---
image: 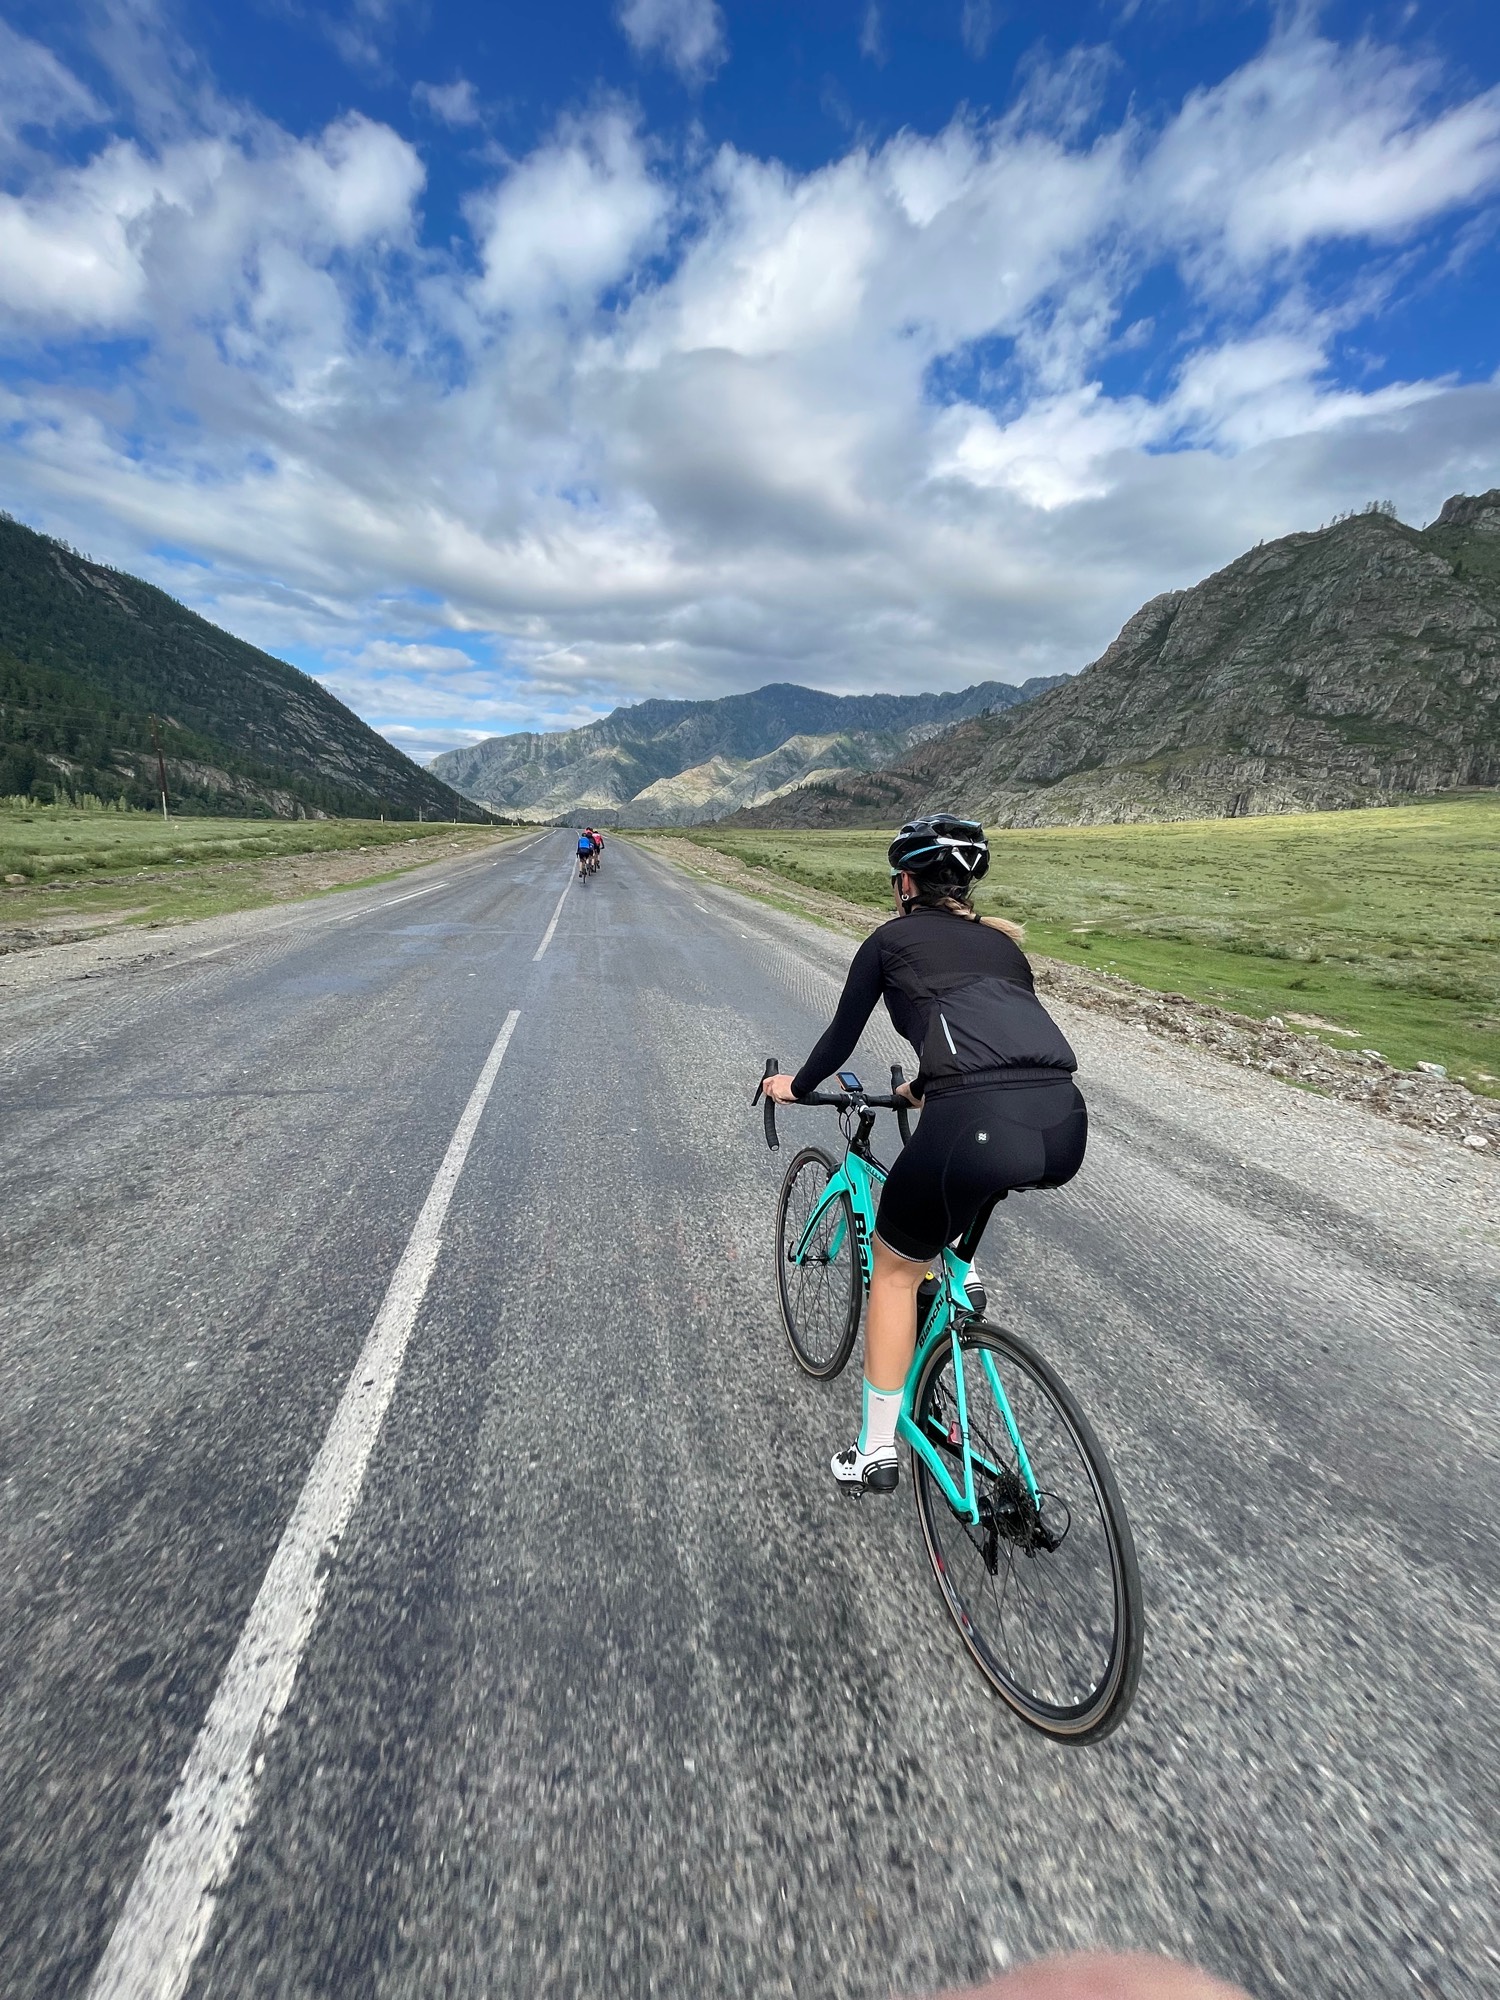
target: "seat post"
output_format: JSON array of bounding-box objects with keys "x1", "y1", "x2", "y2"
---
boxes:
[{"x1": 953, "y1": 1189, "x2": 1006, "y2": 1267}]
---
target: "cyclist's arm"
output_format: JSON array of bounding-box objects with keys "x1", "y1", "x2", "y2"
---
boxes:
[{"x1": 789, "y1": 933, "x2": 884, "y2": 1098}]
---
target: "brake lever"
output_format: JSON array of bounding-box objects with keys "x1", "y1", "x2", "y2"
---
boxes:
[
  {"x1": 891, "y1": 1063, "x2": 912, "y2": 1146},
  {"x1": 756, "y1": 1056, "x2": 780, "y2": 1151}
]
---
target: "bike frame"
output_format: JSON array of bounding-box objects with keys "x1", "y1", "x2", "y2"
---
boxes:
[{"x1": 791, "y1": 1133, "x2": 1042, "y2": 1528}]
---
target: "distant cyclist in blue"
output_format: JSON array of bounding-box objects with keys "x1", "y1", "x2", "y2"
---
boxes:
[
  {"x1": 576, "y1": 829, "x2": 595, "y2": 874},
  {"x1": 763, "y1": 816, "x2": 1087, "y2": 1493}
]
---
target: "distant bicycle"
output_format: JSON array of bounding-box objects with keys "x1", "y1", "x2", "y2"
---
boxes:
[{"x1": 756, "y1": 1059, "x2": 1143, "y2": 1743}]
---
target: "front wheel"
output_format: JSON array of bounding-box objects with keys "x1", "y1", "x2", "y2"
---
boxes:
[
  {"x1": 912, "y1": 1321, "x2": 1143, "y2": 1742},
  {"x1": 775, "y1": 1146, "x2": 862, "y2": 1378}
]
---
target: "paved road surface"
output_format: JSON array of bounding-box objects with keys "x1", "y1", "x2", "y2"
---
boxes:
[{"x1": 1, "y1": 833, "x2": 1495, "y2": 2000}]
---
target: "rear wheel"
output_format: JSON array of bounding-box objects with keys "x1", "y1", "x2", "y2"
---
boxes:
[
  {"x1": 775, "y1": 1146, "x2": 862, "y2": 1378},
  {"x1": 912, "y1": 1321, "x2": 1143, "y2": 1742}
]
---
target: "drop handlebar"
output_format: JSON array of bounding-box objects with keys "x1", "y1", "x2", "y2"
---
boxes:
[{"x1": 752, "y1": 1057, "x2": 914, "y2": 1152}]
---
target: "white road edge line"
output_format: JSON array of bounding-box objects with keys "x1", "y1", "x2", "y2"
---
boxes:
[
  {"x1": 325, "y1": 879, "x2": 450, "y2": 924},
  {"x1": 86, "y1": 1007, "x2": 523, "y2": 2000},
  {"x1": 186, "y1": 880, "x2": 443, "y2": 952},
  {"x1": 532, "y1": 861, "x2": 574, "y2": 961}
]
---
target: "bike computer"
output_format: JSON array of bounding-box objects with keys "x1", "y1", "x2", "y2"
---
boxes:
[{"x1": 837, "y1": 1070, "x2": 862, "y2": 1091}]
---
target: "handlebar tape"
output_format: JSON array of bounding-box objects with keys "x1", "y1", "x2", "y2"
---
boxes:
[
  {"x1": 758, "y1": 1056, "x2": 780, "y2": 1150},
  {"x1": 891, "y1": 1063, "x2": 912, "y2": 1146}
]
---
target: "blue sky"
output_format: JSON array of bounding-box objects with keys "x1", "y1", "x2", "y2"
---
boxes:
[{"x1": 2, "y1": 2, "x2": 1499, "y2": 759}]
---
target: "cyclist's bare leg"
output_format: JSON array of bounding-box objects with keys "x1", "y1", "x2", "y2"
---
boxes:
[
  {"x1": 864, "y1": 1235, "x2": 927, "y2": 1392},
  {"x1": 830, "y1": 1236, "x2": 924, "y2": 1485}
]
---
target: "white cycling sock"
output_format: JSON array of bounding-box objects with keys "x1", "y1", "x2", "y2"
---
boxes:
[{"x1": 858, "y1": 1379, "x2": 903, "y2": 1456}]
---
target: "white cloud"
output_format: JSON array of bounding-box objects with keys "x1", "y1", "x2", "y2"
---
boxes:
[
  {"x1": 412, "y1": 78, "x2": 481, "y2": 127},
  {"x1": 467, "y1": 110, "x2": 669, "y2": 315},
  {"x1": 1147, "y1": 27, "x2": 1500, "y2": 275},
  {"x1": 320, "y1": 0, "x2": 419, "y2": 75},
  {"x1": 0, "y1": 20, "x2": 103, "y2": 159},
  {"x1": 961, "y1": 2, "x2": 997, "y2": 63},
  {"x1": 0, "y1": 17, "x2": 1498, "y2": 747},
  {"x1": 0, "y1": 107, "x2": 424, "y2": 338},
  {"x1": 291, "y1": 113, "x2": 425, "y2": 246},
  {"x1": 931, "y1": 386, "x2": 1161, "y2": 509},
  {"x1": 1165, "y1": 330, "x2": 1441, "y2": 451},
  {"x1": 617, "y1": 0, "x2": 726, "y2": 87},
  {"x1": 0, "y1": 139, "x2": 168, "y2": 327},
  {"x1": 860, "y1": 6, "x2": 886, "y2": 67}
]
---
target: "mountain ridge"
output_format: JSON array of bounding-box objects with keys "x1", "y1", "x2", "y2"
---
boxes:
[
  {"x1": 723, "y1": 495, "x2": 1500, "y2": 830},
  {"x1": 431, "y1": 675, "x2": 1066, "y2": 824}
]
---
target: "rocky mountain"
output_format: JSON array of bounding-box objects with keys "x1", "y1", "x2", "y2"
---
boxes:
[
  {"x1": 430, "y1": 677, "x2": 1064, "y2": 825},
  {"x1": 728, "y1": 494, "x2": 1500, "y2": 829},
  {"x1": 0, "y1": 513, "x2": 483, "y2": 820}
]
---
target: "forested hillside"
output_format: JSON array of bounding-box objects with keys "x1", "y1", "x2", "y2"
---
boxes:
[{"x1": 0, "y1": 515, "x2": 481, "y2": 820}]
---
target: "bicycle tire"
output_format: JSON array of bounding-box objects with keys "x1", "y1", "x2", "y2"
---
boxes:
[
  {"x1": 912, "y1": 1320, "x2": 1143, "y2": 1742},
  {"x1": 775, "y1": 1145, "x2": 862, "y2": 1379}
]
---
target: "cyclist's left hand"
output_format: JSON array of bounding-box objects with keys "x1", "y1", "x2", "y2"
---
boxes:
[
  {"x1": 895, "y1": 1081, "x2": 924, "y2": 1107},
  {"x1": 764, "y1": 1073, "x2": 798, "y2": 1103}
]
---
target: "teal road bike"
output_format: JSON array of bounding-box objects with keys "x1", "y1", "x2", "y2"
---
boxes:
[{"x1": 756, "y1": 1059, "x2": 1144, "y2": 1743}]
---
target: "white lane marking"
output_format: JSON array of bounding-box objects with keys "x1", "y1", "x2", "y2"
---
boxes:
[
  {"x1": 325, "y1": 880, "x2": 450, "y2": 924},
  {"x1": 532, "y1": 863, "x2": 575, "y2": 961},
  {"x1": 186, "y1": 943, "x2": 236, "y2": 963},
  {"x1": 692, "y1": 902, "x2": 710, "y2": 915},
  {"x1": 86, "y1": 1008, "x2": 522, "y2": 2000}
]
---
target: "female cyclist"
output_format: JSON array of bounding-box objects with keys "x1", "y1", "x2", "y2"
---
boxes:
[{"x1": 763, "y1": 815, "x2": 1087, "y2": 1493}]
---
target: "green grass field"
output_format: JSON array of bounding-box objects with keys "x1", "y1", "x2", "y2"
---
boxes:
[
  {"x1": 0, "y1": 804, "x2": 516, "y2": 932},
  {"x1": 671, "y1": 796, "x2": 1500, "y2": 1096}
]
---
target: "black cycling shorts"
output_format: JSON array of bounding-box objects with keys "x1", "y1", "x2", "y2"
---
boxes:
[{"x1": 874, "y1": 1078, "x2": 1087, "y2": 1264}]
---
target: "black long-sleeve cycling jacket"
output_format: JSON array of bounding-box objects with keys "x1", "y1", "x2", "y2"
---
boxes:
[{"x1": 790, "y1": 907, "x2": 1077, "y2": 1100}]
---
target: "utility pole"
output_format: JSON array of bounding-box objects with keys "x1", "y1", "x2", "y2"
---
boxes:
[{"x1": 148, "y1": 714, "x2": 170, "y2": 820}]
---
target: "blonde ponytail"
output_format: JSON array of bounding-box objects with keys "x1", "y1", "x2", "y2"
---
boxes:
[{"x1": 920, "y1": 885, "x2": 1026, "y2": 945}]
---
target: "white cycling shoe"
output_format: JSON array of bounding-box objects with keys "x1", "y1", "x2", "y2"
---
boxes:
[{"x1": 830, "y1": 1441, "x2": 900, "y2": 1495}]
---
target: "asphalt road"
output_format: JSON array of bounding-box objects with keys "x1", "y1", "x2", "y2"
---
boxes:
[{"x1": 1, "y1": 832, "x2": 1495, "y2": 2000}]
